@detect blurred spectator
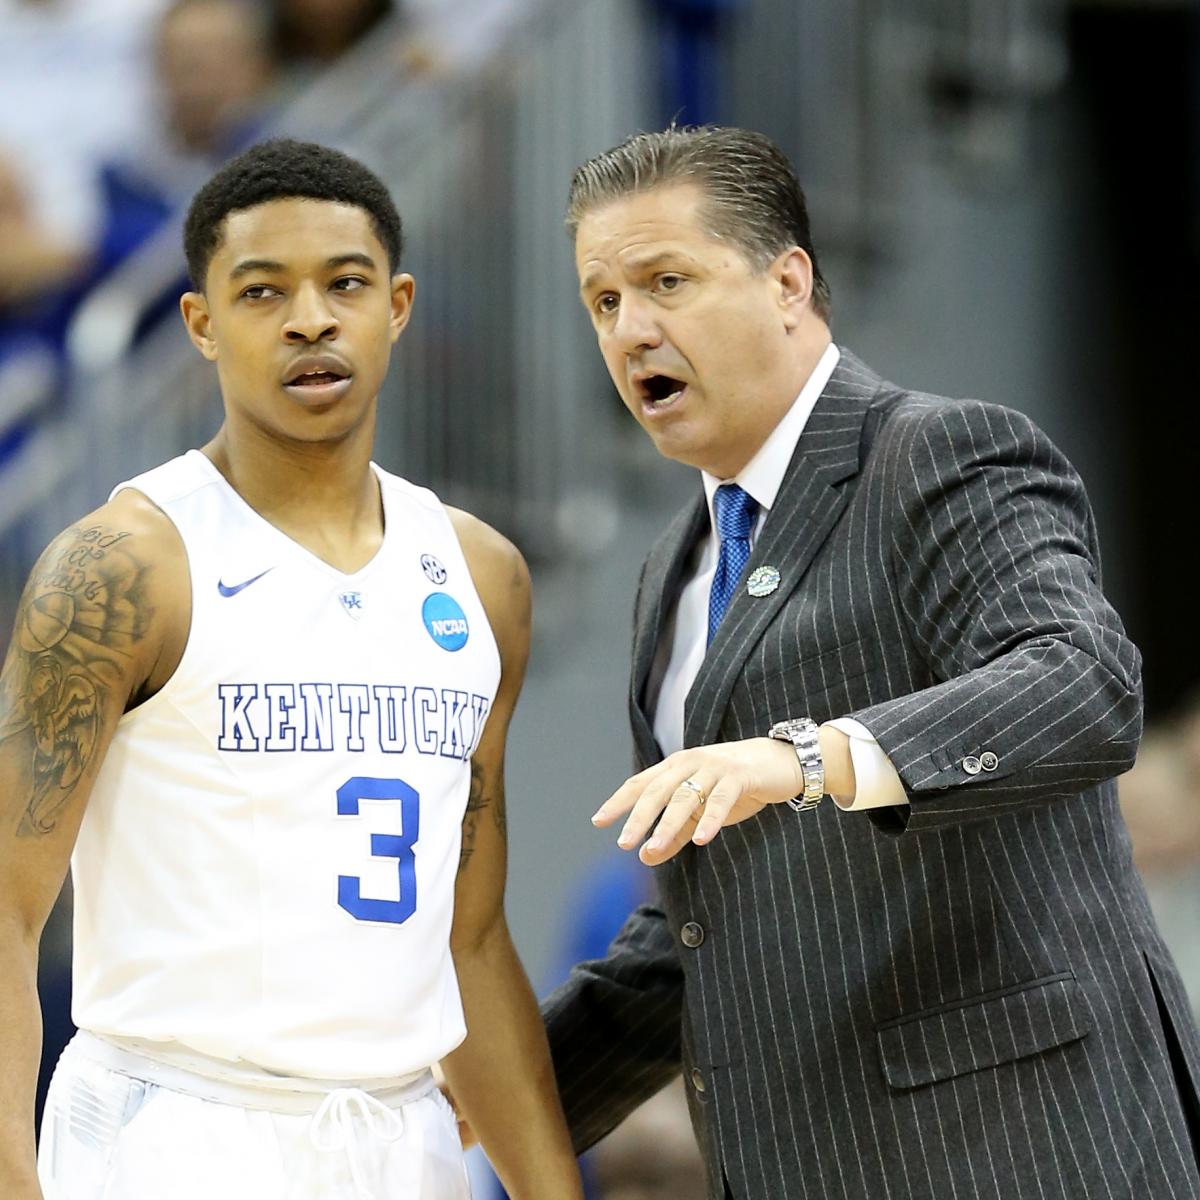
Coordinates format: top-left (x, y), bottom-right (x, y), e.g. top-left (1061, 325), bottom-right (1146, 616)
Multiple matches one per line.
top-left (590, 1078), bottom-right (706, 1200)
top-left (0, 0), bottom-right (164, 287)
top-left (645, 0), bottom-right (743, 125)
top-left (0, 152), bottom-right (88, 309)
top-left (396, 0), bottom-right (534, 77)
top-left (157, 0), bottom-right (278, 162)
top-left (270, 0), bottom-right (534, 83)
top-left (0, 151), bottom-right (81, 467)
top-left (98, 0), bottom-right (281, 265)
top-left (272, 0), bottom-right (394, 70)
top-left (1119, 697), bottom-right (1200, 1020)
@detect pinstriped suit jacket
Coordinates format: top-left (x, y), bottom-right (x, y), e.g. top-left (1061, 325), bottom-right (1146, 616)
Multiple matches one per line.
top-left (543, 350), bottom-right (1200, 1199)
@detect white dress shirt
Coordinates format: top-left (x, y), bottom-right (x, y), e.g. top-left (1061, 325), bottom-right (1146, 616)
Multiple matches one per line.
top-left (645, 342), bottom-right (907, 811)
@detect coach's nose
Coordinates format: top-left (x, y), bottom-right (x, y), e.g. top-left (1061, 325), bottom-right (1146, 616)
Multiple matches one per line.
top-left (609, 293), bottom-right (662, 356)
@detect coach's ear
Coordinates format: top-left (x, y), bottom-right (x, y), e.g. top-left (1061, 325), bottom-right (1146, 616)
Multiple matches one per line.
top-left (775, 247), bottom-right (814, 333)
top-left (180, 291), bottom-right (218, 361)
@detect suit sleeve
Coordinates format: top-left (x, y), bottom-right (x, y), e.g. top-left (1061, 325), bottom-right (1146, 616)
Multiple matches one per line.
top-left (848, 398), bottom-right (1142, 835)
top-left (541, 903), bottom-right (685, 1153)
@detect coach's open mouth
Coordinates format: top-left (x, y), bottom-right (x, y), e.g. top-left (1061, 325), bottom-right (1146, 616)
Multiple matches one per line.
top-left (633, 371), bottom-right (688, 408)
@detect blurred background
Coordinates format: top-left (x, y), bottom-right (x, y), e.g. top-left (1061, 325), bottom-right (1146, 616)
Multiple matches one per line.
top-left (2, 0), bottom-right (1198, 1196)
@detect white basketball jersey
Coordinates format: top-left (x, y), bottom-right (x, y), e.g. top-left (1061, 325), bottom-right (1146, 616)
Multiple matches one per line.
top-left (71, 450), bottom-right (501, 1082)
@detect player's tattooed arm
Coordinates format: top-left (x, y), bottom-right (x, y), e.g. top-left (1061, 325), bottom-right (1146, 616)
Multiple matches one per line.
top-left (0, 498), bottom-right (181, 1200)
top-left (0, 492), bottom-right (189, 849)
top-left (459, 756), bottom-right (510, 870)
top-left (0, 521), bottom-right (155, 837)
top-left (442, 516), bottom-right (581, 1198)
top-left (448, 506), bottom-right (527, 880)
top-left (459, 759), bottom-right (490, 869)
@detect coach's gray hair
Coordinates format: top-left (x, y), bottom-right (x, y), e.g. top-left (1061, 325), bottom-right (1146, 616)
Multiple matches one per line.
top-left (566, 126), bottom-right (831, 321)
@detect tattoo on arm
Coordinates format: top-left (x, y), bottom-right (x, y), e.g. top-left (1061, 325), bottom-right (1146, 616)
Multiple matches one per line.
top-left (459, 758), bottom-right (507, 869)
top-left (460, 760), bottom-right (488, 869)
top-left (0, 524), bottom-right (152, 837)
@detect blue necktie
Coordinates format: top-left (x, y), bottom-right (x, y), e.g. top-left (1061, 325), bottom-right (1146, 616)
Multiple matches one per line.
top-left (707, 484), bottom-right (759, 645)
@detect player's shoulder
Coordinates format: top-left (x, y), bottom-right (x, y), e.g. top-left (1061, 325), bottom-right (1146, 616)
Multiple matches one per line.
top-left (444, 505), bottom-right (530, 602)
top-left (14, 490), bottom-right (190, 697)
top-left (35, 488), bottom-right (184, 577)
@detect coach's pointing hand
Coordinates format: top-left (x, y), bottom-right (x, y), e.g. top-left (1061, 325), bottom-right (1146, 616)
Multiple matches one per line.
top-left (592, 729), bottom-right (854, 866)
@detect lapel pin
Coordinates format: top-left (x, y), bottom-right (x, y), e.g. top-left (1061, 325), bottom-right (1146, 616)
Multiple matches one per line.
top-left (746, 566), bottom-right (781, 597)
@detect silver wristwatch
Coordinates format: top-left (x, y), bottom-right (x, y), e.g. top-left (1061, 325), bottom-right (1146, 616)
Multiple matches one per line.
top-left (768, 717), bottom-right (825, 811)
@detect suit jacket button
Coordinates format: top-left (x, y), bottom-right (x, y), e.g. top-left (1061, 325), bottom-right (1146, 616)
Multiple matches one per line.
top-left (980, 751), bottom-right (999, 771)
top-left (681, 922), bottom-right (705, 948)
top-left (962, 755), bottom-right (983, 775)
top-left (690, 1068), bottom-right (706, 1093)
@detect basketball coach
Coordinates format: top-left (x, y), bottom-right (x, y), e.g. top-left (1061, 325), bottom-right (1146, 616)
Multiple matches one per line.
top-left (541, 126), bottom-right (1200, 1200)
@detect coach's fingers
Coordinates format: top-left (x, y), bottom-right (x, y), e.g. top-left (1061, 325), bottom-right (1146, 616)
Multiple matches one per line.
top-left (591, 764), bottom-right (663, 827)
top-left (618, 766), bottom-right (713, 850)
top-left (690, 777), bottom-right (749, 845)
top-left (636, 771), bottom-right (721, 864)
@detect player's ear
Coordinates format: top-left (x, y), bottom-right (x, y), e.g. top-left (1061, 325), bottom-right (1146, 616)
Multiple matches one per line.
top-left (389, 274), bottom-right (415, 343)
top-left (180, 291), bottom-right (218, 361)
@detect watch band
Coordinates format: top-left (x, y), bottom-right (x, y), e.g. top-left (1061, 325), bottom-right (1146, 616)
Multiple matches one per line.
top-left (768, 717), bottom-right (825, 811)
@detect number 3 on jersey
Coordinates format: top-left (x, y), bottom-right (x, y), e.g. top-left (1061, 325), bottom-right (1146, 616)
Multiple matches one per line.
top-left (336, 776), bottom-right (419, 924)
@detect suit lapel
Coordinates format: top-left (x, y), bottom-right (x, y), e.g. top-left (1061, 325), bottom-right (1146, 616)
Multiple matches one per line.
top-left (629, 492), bottom-right (709, 767)
top-left (683, 350), bottom-right (883, 747)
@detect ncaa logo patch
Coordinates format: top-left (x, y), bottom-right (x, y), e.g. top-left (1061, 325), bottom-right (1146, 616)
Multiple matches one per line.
top-left (420, 553), bottom-right (447, 584)
top-left (422, 592), bottom-right (469, 651)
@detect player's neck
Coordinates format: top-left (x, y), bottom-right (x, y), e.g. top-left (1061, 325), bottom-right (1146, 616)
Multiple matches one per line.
top-left (201, 422), bottom-right (385, 573)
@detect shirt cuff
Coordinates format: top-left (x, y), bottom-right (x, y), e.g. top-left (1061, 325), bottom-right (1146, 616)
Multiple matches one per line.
top-left (824, 718), bottom-right (909, 811)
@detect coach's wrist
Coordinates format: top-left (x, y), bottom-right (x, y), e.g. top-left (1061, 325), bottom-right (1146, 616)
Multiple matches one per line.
top-left (818, 723), bottom-right (856, 803)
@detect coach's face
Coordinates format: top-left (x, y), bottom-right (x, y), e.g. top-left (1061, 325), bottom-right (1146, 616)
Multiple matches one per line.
top-left (575, 183), bottom-right (815, 479)
top-left (181, 198), bottom-right (413, 447)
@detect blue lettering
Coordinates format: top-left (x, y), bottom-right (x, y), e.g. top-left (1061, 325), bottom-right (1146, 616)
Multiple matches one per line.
top-left (373, 685), bottom-right (408, 753)
top-left (440, 689), bottom-right (469, 760)
top-left (339, 684), bottom-right (370, 752)
top-left (264, 684), bottom-right (297, 751)
top-left (412, 686), bottom-right (439, 755)
top-left (299, 683), bottom-right (334, 751)
top-left (217, 683), bottom-right (259, 751)
top-left (468, 693), bottom-right (491, 755)
top-left (217, 680), bottom-right (492, 757)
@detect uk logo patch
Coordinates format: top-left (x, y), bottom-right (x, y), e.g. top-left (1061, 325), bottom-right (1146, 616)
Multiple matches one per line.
top-left (422, 592), bottom-right (468, 651)
top-left (339, 591), bottom-right (365, 619)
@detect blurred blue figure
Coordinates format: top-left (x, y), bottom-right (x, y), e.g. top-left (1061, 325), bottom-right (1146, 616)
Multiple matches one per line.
top-left (647, 0), bottom-right (743, 126)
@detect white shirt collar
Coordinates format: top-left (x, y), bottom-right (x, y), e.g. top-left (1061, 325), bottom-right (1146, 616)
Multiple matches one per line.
top-left (702, 341), bottom-right (841, 521)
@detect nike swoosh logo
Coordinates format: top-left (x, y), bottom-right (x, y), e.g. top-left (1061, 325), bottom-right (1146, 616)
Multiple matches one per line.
top-left (217, 568), bottom-right (274, 598)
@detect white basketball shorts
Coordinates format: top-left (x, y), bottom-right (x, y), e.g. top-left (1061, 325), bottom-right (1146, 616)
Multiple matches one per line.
top-left (37, 1034), bottom-right (470, 1200)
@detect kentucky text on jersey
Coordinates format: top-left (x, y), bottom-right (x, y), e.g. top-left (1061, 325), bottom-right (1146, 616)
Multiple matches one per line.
top-left (217, 682), bottom-right (492, 760)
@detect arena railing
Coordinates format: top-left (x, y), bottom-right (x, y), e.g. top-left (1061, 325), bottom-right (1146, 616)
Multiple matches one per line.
top-left (0, 0), bottom-right (1069, 646)
top-left (0, 0), bottom-right (654, 644)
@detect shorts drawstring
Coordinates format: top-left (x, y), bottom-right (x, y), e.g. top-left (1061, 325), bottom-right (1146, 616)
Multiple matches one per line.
top-left (309, 1088), bottom-right (405, 1199)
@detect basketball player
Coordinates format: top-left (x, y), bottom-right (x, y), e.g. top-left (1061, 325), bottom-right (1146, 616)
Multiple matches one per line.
top-left (0, 139), bottom-right (583, 1200)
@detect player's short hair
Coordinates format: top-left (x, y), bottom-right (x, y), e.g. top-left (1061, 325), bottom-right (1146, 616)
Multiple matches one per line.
top-left (183, 138), bottom-right (403, 289)
top-left (566, 125), bottom-right (831, 321)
